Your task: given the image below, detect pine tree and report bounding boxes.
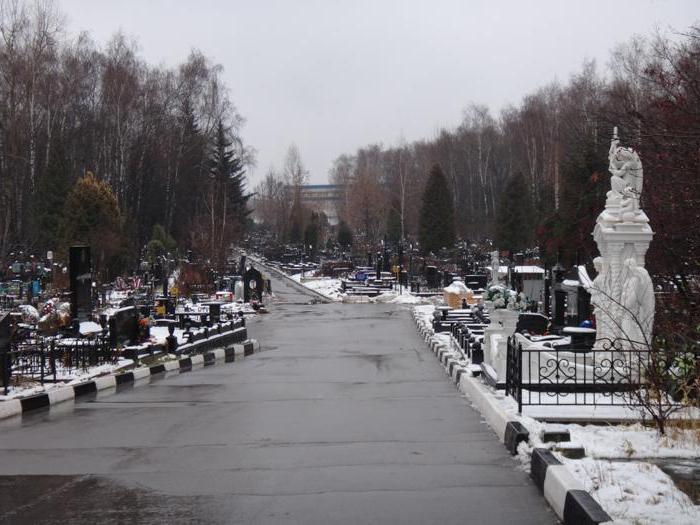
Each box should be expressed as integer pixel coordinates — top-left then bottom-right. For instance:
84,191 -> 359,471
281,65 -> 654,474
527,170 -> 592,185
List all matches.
495,172 -> 532,255
419,164 -> 455,255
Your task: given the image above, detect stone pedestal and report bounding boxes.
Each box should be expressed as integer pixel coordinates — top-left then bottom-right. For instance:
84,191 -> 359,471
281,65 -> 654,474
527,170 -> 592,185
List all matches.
483,308 -> 520,387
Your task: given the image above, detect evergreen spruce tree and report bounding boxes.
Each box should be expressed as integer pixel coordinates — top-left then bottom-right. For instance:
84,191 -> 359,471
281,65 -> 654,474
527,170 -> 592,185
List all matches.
210,121 -> 251,227
418,164 -> 455,255
337,220 -> 354,248
31,140 -> 73,252
304,212 -> 320,254
495,172 -> 532,255
146,224 -> 178,262
288,193 -> 305,244
172,98 -> 206,242
206,121 -> 251,267
386,200 -> 402,245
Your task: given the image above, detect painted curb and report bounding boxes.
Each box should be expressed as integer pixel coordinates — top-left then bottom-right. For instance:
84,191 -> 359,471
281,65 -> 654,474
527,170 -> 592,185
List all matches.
0,398 -> 22,419
504,421 -> 530,455
412,307 -> 611,525
1,338 -> 260,420
532,449 -> 612,525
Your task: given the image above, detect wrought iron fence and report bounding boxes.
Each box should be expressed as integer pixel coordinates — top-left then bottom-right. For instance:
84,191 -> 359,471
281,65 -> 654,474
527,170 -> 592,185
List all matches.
448,319 -> 488,363
1,335 -> 117,394
504,335 -> 698,413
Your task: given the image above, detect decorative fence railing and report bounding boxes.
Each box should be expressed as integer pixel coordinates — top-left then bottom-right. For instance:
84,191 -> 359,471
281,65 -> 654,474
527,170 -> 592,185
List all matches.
0,295 -> 17,309
1,335 -> 117,394
449,321 -> 485,363
1,318 -> 249,395
504,336 -> 697,414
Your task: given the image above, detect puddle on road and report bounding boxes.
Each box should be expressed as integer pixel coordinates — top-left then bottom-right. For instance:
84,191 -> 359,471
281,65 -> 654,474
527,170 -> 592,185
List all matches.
0,474 -> 220,523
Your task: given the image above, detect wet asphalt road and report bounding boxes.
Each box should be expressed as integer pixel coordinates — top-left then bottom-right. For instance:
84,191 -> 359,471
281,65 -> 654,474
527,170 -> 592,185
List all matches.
0,273 -> 554,524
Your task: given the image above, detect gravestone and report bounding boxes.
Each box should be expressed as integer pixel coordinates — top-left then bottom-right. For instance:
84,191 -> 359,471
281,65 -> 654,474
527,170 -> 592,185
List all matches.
69,245 -> 92,322
207,302 -> 222,323
110,306 -> 138,347
464,274 -> 488,290
244,266 -> 264,302
425,266 -> 439,288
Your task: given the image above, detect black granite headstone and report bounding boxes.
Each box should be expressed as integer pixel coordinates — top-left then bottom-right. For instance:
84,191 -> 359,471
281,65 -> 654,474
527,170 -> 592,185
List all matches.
111,306 -> 138,346
69,245 -> 92,322
243,267 -> 264,302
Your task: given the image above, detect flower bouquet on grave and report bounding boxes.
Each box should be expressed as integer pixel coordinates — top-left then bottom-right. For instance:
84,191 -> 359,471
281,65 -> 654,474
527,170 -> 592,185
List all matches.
486,285 -> 506,303
507,291 -> 529,312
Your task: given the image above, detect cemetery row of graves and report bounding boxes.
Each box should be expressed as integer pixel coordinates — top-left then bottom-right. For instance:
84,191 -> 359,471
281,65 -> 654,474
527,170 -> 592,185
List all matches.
0,246 -> 272,398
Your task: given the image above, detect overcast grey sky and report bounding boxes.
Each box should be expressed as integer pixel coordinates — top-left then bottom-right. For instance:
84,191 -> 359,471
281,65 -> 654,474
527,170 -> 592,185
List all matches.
62,0 -> 699,186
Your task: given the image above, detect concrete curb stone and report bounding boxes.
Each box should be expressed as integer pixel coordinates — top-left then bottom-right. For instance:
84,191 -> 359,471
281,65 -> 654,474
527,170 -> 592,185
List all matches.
412,307 -> 611,525
1,338 -> 260,421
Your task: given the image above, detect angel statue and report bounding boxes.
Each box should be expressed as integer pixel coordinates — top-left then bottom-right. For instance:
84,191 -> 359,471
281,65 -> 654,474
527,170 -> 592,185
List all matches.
580,257 -> 617,347
607,127 -> 644,207
620,258 -> 655,351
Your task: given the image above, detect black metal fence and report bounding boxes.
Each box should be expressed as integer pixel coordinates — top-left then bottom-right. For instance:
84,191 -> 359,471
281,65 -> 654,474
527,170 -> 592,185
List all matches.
1,335 -> 117,394
504,336 -> 696,413
449,321 -> 486,363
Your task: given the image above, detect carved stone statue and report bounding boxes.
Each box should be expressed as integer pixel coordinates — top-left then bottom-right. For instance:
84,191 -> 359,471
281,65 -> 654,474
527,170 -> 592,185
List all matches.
606,127 -> 645,222
489,250 -> 500,287
586,257 -> 618,346
619,258 -> 655,349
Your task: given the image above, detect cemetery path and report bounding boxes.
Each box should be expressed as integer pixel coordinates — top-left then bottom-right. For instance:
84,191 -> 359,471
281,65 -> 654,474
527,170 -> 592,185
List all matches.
0,273 -> 554,524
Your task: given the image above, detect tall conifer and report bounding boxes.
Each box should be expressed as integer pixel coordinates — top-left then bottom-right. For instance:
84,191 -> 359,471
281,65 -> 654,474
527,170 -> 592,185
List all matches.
419,165 -> 455,255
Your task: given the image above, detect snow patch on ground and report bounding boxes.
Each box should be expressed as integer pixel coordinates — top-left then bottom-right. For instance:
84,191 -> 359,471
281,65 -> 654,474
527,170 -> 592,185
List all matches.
568,459 -> 700,525
0,358 -> 134,400
290,273 -> 441,305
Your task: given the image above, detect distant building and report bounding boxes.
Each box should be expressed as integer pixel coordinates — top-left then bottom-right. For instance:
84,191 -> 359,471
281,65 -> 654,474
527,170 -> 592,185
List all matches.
298,184 -> 344,225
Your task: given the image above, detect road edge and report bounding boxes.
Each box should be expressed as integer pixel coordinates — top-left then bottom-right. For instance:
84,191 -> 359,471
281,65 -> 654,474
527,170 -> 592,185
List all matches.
1,338 -> 261,421
412,308 -> 612,525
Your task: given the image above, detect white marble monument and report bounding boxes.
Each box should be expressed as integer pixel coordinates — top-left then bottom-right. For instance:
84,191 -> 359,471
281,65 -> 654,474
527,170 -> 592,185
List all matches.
587,127 -> 655,349
489,250 -> 501,288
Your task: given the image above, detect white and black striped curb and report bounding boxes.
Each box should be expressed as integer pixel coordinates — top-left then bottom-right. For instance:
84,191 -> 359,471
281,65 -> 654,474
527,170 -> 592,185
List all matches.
412,308 -> 612,525
0,339 -> 260,421
531,449 -> 612,524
